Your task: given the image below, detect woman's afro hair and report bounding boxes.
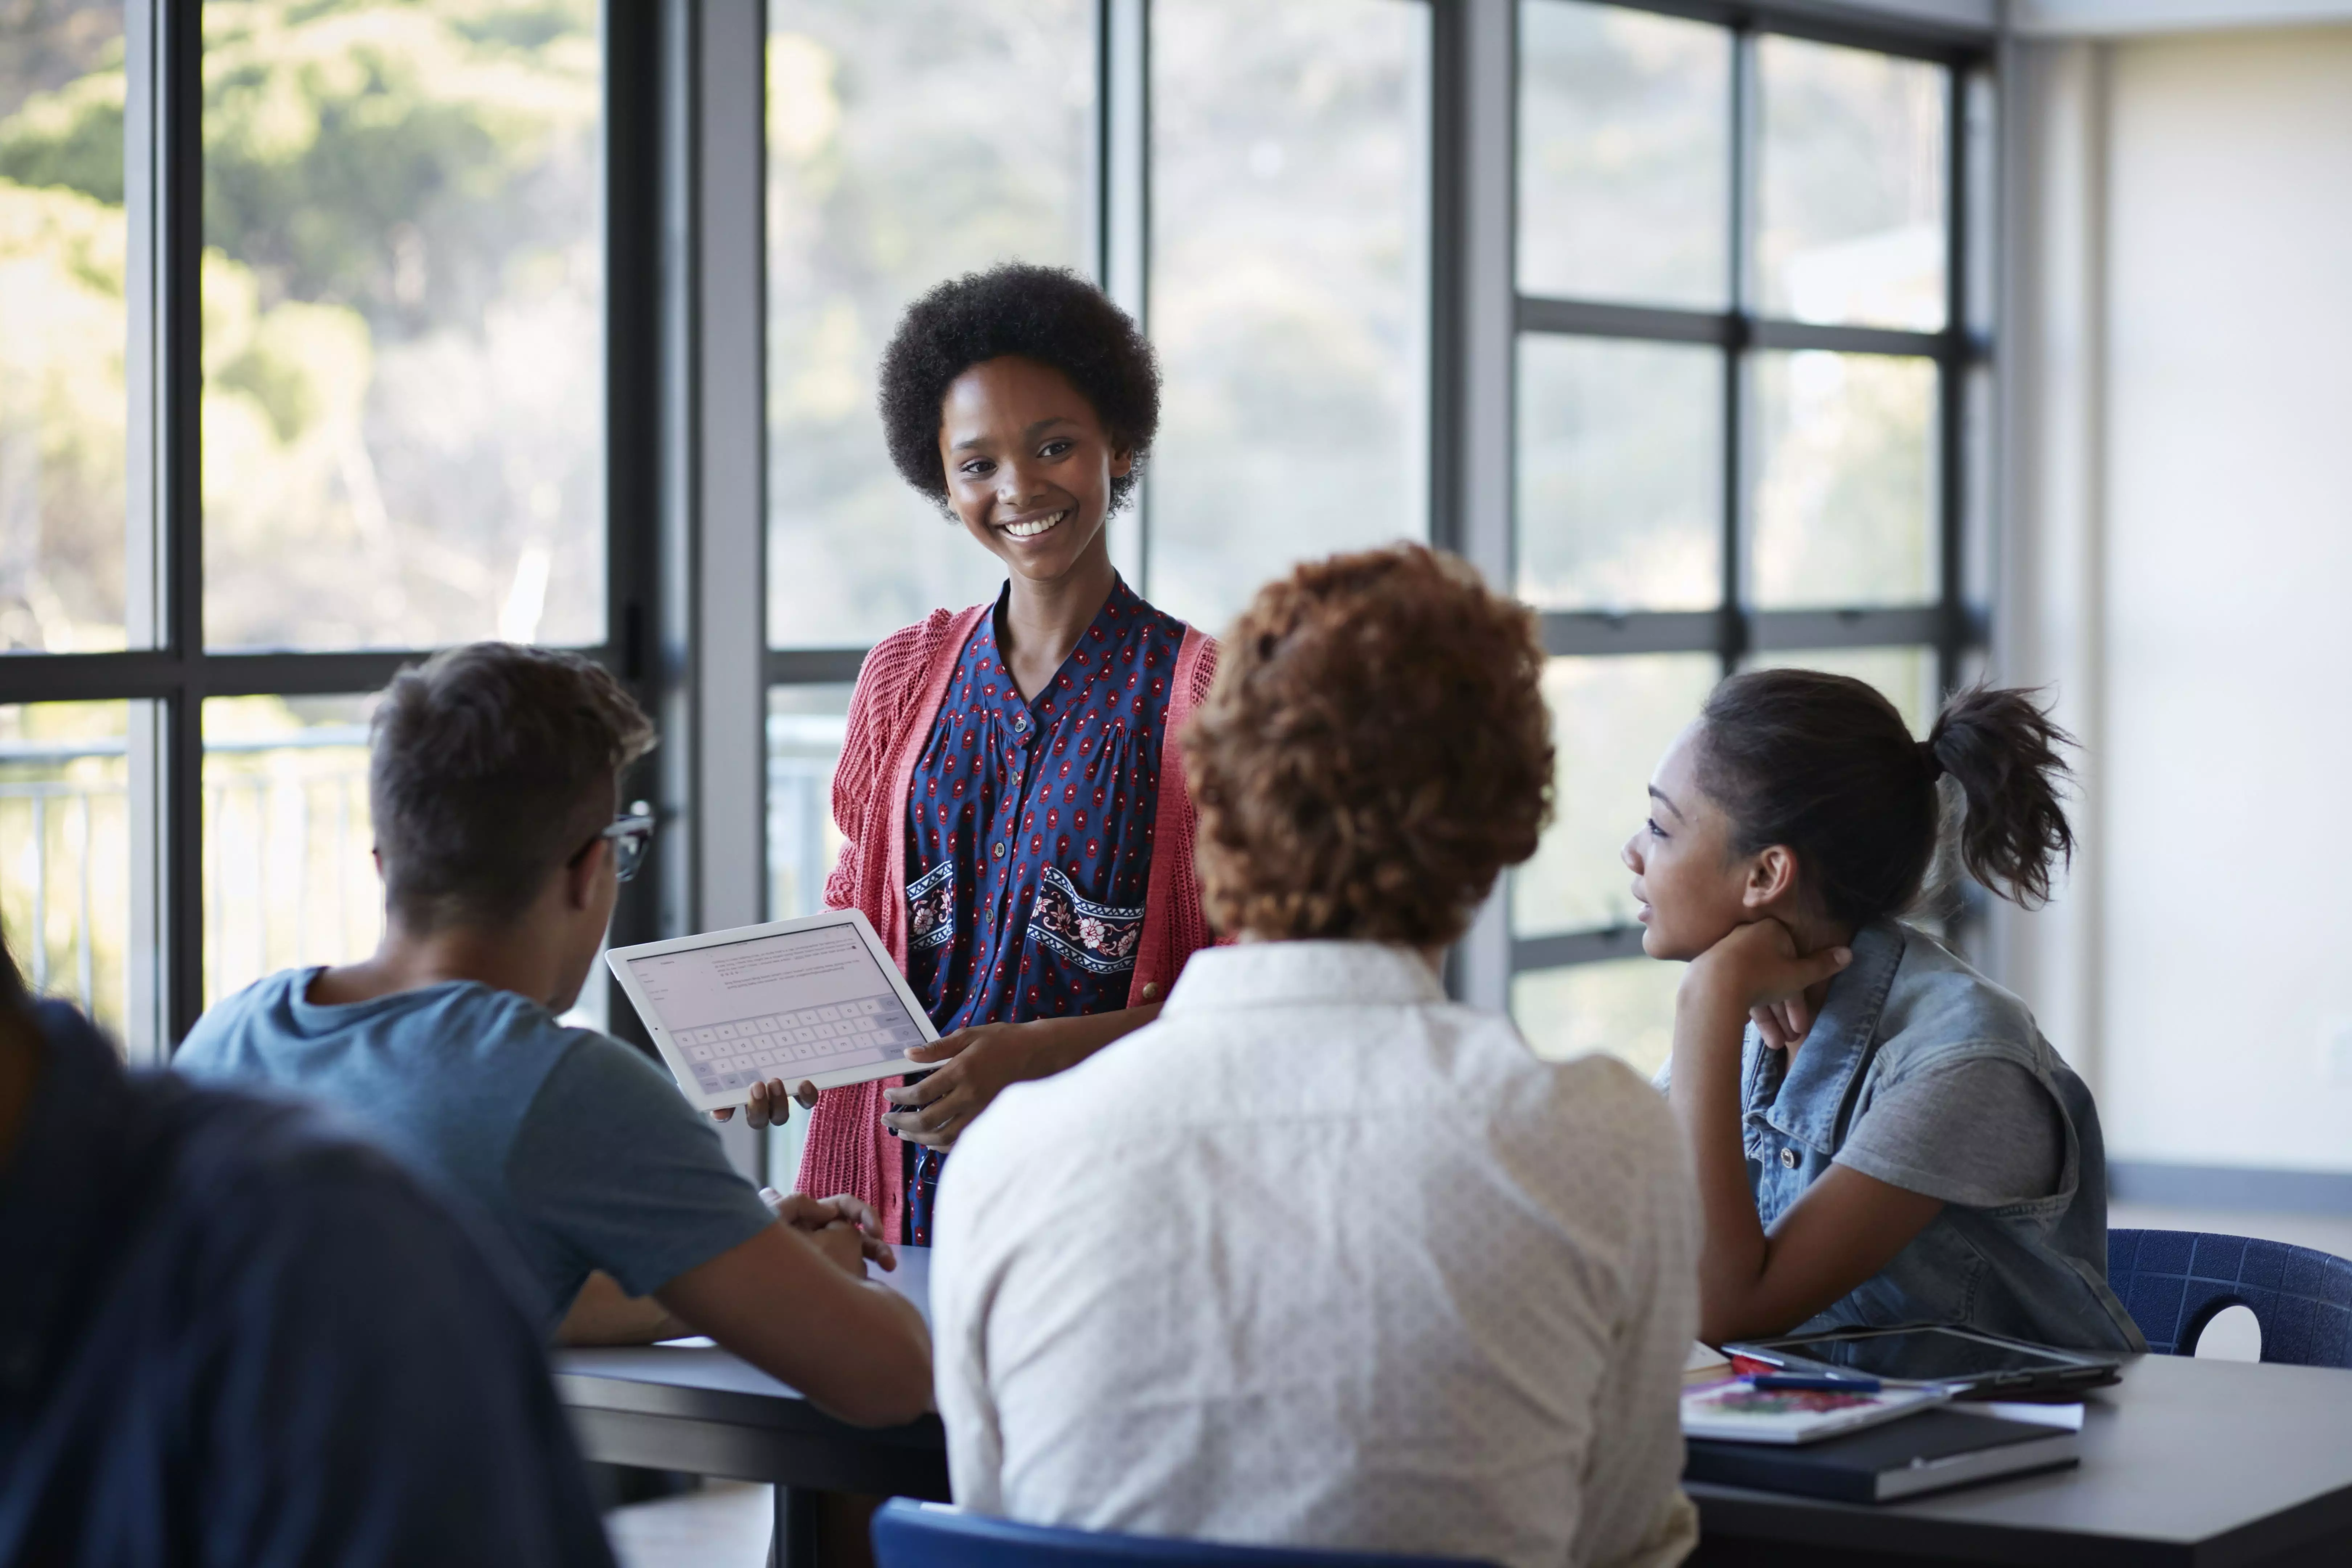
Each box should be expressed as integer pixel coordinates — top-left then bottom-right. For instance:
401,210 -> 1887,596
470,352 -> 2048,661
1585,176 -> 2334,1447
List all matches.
877,263 -> 1159,512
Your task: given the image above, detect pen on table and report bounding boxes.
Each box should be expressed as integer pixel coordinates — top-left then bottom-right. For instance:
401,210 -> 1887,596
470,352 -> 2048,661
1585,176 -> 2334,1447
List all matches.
1745,1372 -> 1883,1393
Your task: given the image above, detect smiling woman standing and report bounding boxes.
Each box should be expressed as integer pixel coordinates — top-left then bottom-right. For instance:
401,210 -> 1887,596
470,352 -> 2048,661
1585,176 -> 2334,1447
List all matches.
732,265 -> 1217,1247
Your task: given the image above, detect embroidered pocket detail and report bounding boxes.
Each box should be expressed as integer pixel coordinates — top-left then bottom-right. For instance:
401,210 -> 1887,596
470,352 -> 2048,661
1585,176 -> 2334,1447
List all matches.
907,860 -> 956,952
1027,865 -> 1142,975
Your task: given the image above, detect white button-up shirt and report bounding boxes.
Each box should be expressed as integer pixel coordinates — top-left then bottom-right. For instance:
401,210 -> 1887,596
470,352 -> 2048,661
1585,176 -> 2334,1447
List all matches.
932,941 -> 1700,1568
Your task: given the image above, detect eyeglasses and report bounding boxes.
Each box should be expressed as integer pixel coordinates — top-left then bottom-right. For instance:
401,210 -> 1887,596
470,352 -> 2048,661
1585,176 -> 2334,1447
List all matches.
578,800 -> 656,883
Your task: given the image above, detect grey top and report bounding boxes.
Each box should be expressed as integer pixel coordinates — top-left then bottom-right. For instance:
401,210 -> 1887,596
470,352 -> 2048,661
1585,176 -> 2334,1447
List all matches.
176,969 -> 776,1326
1835,1054 -> 2063,1208
1658,921 -> 2142,1359
1656,1027 -> 2065,1208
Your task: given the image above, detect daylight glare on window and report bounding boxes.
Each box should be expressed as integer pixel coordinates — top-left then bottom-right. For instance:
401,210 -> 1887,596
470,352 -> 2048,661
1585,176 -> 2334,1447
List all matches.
199,0 -> 606,652
1756,33 -> 1948,331
1516,335 -> 1722,612
763,0 -> 1093,650
1518,0 -> 1728,311
1148,0 -> 1431,634
0,0 -> 131,654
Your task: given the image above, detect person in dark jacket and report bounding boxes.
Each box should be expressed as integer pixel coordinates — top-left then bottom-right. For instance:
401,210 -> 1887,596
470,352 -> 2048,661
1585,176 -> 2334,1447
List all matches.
0,921 -> 620,1567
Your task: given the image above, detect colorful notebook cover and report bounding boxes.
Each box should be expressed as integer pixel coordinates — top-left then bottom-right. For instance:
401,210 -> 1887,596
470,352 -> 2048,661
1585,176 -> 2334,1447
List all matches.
1679,1379 -> 1949,1444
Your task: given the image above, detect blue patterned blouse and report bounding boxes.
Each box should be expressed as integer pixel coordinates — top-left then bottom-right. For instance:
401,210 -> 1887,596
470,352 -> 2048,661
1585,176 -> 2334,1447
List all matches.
899,577 -> 1186,1243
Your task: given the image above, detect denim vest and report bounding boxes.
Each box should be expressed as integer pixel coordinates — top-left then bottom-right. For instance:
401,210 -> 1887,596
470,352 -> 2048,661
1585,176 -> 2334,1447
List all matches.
1742,921 -> 2145,1368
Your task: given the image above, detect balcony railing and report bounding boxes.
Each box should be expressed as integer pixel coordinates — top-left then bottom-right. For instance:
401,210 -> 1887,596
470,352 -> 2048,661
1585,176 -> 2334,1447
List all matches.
0,727 -> 380,1032
3,711 -> 854,1039
767,710 -> 848,921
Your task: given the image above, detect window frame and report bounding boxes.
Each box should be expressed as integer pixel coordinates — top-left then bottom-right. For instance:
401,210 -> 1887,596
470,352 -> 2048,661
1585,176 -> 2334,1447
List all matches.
0,1 -> 667,1055
1487,0 -> 1994,987
0,0 -> 1992,1055
754,0 -> 1447,916
752,0 -> 1998,983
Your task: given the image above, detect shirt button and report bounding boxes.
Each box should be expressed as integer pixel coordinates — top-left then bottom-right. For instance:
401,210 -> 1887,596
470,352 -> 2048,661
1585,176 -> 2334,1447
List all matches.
1013,714 -> 1028,730
1778,1147 -> 1800,1169
1139,982 -> 1160,1002
991,842 -> 1005,860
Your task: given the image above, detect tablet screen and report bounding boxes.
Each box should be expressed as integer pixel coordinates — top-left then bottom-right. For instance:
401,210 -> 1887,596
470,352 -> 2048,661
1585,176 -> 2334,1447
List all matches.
1780,1328 -> 2090,1382
621,922 -> 932,1097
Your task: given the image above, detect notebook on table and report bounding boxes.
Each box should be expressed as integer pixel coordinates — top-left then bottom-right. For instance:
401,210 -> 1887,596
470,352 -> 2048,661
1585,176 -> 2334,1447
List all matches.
1681,1378 -> 1948,1444
1685,1409 -> 2082,1503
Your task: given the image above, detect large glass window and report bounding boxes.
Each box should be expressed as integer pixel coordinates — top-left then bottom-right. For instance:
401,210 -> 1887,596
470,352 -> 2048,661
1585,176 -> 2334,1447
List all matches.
0,3 -> 632,1054
1517,0 -> 1727,311
763,0 -> 1093,650
1148,0 -> 1431,633
1509,0 -> 1983,1071
1512,653 -> 1718,940
1516,335 -> 1721,612
765,684 -> 851,920
760,0 -> 1434,896
200,0 -> 605,651
0,701 -> 133,1033
201,695 -> 378,1006
0,0 -> 131,653
1756,33 -> 1948,331
1749,349 -> 1938,608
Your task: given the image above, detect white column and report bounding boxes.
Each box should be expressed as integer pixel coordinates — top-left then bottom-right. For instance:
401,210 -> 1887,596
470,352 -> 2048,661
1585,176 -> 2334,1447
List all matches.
1987,38 -> 2109,1089
1447,0 -> 1518,1015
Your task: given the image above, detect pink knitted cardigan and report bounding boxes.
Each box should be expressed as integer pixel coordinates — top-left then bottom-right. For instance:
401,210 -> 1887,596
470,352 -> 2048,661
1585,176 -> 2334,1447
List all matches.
793,602 -> 1220,1237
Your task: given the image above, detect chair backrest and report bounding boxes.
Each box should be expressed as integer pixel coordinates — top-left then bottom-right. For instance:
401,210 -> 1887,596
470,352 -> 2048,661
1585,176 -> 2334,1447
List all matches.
870,1501 -> 1499,1568
2107,1228 -> 2352,1367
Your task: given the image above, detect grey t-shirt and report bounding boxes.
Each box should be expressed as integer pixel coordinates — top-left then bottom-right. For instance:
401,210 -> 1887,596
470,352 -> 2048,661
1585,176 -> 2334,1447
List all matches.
1653,1051 -> 2064,1210
176,970 -> 775,1325
1835,1056 -> 2063,1208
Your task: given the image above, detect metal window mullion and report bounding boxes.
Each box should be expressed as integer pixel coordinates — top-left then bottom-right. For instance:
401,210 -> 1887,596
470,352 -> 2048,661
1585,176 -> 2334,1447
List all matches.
605,0 -> 665,957
121,0 -> 165,1059
1629,1 -> 1985,63
657,0 -> 699,949
1101,0 -> 1150,594
1938,58 -> 1971,698
1427,0 -> 1464,562
681,0 -> 768,1182
1512,927 -> 1647,973
1514,297 -> 1732,345
764,648 -> 870,686
153,0 -> 206,1047
1444,0 -> 1515,1012
1722,22 -> 1756,678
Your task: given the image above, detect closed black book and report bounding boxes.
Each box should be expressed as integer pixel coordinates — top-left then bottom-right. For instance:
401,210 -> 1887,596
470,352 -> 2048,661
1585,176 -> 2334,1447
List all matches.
1686,1410 -> 2081,1503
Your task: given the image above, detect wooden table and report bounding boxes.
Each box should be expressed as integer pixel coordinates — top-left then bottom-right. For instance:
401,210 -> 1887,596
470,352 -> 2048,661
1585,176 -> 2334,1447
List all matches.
554,1248 -> 2352,1567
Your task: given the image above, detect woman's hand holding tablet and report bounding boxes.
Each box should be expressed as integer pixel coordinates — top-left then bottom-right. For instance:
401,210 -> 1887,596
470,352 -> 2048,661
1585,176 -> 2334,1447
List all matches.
605,910 -> 940,1114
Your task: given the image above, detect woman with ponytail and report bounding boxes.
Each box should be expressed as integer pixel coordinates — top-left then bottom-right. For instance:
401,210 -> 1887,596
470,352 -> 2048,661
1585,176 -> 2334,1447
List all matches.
1624,670 -> 2144,1357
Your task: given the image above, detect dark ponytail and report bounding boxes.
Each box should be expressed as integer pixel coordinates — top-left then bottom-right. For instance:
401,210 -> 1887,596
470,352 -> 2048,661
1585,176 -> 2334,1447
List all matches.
1697,670 -> 2076,928
1924,684 -> 2077,910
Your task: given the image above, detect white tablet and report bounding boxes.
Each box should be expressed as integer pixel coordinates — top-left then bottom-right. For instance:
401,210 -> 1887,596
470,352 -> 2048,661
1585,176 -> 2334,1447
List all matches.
605,909 -> 937,1112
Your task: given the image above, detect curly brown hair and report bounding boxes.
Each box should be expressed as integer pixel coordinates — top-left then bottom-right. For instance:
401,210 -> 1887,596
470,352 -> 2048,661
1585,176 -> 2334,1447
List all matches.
1182,545 -> 1554,947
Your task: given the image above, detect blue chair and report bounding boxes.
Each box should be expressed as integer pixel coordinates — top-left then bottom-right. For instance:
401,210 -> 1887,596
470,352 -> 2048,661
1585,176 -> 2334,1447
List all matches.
2107,1228 -> 2352,1367
870,1500 -> 1498,1568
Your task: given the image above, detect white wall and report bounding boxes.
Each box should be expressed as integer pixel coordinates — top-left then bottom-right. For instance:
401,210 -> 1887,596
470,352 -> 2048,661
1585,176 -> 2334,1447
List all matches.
2099,26 -> 2352,1172
2003,25 -> 2352,1175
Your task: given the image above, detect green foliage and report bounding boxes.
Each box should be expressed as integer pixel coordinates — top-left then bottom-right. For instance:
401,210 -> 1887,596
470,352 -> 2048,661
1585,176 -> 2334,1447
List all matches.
0,0 -> 596,316
201,0 -> 596,312
0,62 -> 123,203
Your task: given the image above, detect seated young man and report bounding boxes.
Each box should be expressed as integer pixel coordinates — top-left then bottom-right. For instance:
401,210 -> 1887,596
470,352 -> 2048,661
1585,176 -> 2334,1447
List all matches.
0,929 -> 614,1565
930,546 -> 1702,1568
176,644 -> 930,1428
